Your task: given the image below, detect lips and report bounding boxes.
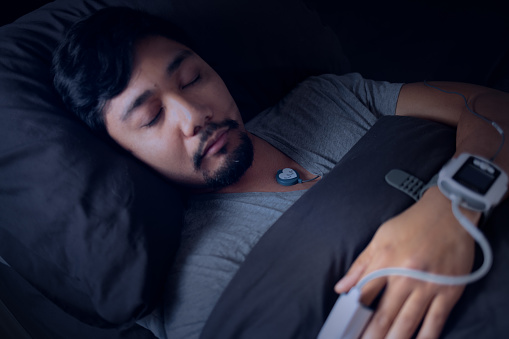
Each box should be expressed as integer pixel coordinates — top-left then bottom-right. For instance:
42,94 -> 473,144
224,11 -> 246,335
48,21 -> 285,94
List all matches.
193,119 -> 240,170
202,128 -> 229,158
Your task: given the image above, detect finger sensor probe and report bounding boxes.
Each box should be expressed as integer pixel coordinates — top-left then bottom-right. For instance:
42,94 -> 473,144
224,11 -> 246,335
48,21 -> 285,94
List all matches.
317,288 -> 373,339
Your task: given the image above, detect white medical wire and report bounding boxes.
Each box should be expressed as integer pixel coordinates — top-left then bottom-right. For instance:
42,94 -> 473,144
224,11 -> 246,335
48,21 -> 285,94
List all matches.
349,82 -> 501,292
423,80 -> 505,161
355,195 -> 493,290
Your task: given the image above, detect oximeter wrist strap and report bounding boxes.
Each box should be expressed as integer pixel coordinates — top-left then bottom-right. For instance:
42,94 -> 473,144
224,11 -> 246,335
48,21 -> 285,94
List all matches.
385,169 -> 438,201
419,174 -> 439,199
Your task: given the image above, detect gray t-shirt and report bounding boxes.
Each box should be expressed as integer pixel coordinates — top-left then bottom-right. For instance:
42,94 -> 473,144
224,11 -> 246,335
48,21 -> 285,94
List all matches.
138,73 -> 403,338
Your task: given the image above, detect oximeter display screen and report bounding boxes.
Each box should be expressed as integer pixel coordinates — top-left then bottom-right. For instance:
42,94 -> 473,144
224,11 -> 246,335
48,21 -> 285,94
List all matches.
453,157 -> 500,194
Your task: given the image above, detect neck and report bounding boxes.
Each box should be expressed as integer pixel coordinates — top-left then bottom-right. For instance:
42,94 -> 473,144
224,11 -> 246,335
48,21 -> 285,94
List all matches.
213,133 -> 319,194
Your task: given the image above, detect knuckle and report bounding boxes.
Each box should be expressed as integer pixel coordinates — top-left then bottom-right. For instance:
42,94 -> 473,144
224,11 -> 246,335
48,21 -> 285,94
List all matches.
429,309 -> 448,328
417,333 -> 437,339
402,255 -> 429,271
372,311 -> 392,330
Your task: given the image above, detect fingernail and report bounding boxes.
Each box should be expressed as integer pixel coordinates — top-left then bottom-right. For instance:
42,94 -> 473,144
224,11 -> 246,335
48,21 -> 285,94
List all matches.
334,277 -> 350,292
336,271 -> 361,292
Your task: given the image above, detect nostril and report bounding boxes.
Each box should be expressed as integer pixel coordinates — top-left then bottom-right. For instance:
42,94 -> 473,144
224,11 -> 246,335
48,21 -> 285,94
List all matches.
193,126 -> 202,136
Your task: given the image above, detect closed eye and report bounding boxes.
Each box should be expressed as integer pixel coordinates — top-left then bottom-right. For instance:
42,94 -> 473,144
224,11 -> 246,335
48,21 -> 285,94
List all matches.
144,108 -> 163,128
182,74 -> 201,89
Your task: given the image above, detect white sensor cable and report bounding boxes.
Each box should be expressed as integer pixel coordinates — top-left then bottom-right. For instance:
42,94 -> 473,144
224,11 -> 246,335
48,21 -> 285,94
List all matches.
354,195 -> 492,291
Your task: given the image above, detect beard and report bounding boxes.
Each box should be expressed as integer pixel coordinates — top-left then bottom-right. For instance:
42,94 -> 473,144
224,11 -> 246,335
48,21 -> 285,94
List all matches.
192,119 -> 254,190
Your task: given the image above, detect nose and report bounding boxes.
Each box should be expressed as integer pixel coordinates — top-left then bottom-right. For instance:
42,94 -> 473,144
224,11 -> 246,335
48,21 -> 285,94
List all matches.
166,96 -> 212,137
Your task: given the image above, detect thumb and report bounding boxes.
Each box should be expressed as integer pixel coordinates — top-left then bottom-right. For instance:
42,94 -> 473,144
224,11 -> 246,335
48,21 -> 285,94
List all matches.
334,254 -> 369,294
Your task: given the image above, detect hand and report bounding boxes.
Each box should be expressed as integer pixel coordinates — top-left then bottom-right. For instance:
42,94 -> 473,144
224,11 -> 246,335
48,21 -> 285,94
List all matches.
335,187 -> 480,339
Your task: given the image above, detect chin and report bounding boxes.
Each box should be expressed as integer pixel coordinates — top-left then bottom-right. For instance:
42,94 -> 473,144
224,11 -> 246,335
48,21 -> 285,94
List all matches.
202,132 -> 253,190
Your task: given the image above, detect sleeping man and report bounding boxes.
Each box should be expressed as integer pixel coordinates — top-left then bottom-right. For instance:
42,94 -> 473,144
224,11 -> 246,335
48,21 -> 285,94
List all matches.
52,7 -> 509,339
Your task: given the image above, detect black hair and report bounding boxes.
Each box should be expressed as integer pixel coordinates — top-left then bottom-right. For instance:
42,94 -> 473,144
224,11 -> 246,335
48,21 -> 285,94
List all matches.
52,7 -> 191,135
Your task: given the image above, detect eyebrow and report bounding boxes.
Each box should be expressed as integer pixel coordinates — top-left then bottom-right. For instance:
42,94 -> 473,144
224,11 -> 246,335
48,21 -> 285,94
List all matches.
121,50 -> 194,122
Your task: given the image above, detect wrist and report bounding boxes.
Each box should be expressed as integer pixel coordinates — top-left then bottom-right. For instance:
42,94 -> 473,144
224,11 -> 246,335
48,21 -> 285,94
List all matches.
437,153 -> 508,213
422,185 -> 482,225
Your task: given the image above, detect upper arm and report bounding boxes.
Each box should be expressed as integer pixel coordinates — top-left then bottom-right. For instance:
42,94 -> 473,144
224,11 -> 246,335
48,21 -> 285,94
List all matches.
395,81 -> 493,127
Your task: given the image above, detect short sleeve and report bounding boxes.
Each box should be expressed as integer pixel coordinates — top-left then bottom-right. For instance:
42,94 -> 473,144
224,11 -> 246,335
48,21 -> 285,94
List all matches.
319,72 -> 404,117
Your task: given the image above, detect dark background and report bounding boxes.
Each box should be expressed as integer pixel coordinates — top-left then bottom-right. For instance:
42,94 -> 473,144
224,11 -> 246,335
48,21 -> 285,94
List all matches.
304,0 -> 509,90
3,0 -> 508,91
1,0 -> 54,26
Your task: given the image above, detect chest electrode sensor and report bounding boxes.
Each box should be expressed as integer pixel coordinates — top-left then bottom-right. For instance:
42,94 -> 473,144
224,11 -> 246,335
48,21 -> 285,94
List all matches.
276,168 -> 320,186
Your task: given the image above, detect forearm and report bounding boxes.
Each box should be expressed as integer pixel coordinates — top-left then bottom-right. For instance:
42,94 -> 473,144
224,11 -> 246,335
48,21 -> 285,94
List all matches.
338,82 -> 509,339
397,82 -> 509,199
457,88 -> 509,177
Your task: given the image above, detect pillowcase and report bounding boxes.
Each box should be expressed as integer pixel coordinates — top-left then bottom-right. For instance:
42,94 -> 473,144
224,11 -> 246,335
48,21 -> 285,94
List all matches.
0,0 -> 347,327
0,0 -> 184,327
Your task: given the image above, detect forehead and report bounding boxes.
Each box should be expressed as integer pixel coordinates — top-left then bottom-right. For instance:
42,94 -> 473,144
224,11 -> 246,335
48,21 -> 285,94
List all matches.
103,36 -> 194,120
134,35 -> 191,66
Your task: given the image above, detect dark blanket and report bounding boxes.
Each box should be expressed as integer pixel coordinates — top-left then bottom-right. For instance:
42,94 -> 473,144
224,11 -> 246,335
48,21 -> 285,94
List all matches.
201,116 -> 509,339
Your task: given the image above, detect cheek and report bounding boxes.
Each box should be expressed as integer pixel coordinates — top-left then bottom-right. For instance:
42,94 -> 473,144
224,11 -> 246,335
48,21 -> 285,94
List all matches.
131,136 -> 186,171
216,82 -> 235,105
205,74 -> 237,109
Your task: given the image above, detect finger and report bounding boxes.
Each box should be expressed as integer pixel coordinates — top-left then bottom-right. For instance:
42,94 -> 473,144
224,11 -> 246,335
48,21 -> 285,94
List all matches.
385,288 -> 434,339
334,264 -> 366,293
361,278 -> 412,338
357,271 -> 390,306
334,252 -> 371,294
416,288 -> 463,339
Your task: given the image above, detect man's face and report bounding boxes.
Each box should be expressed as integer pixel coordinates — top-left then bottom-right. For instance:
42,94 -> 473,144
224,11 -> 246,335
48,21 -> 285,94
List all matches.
104,36 -> 253,190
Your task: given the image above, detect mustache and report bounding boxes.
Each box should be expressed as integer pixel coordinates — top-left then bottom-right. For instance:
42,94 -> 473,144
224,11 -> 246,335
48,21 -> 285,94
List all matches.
193,119 -> 239,169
